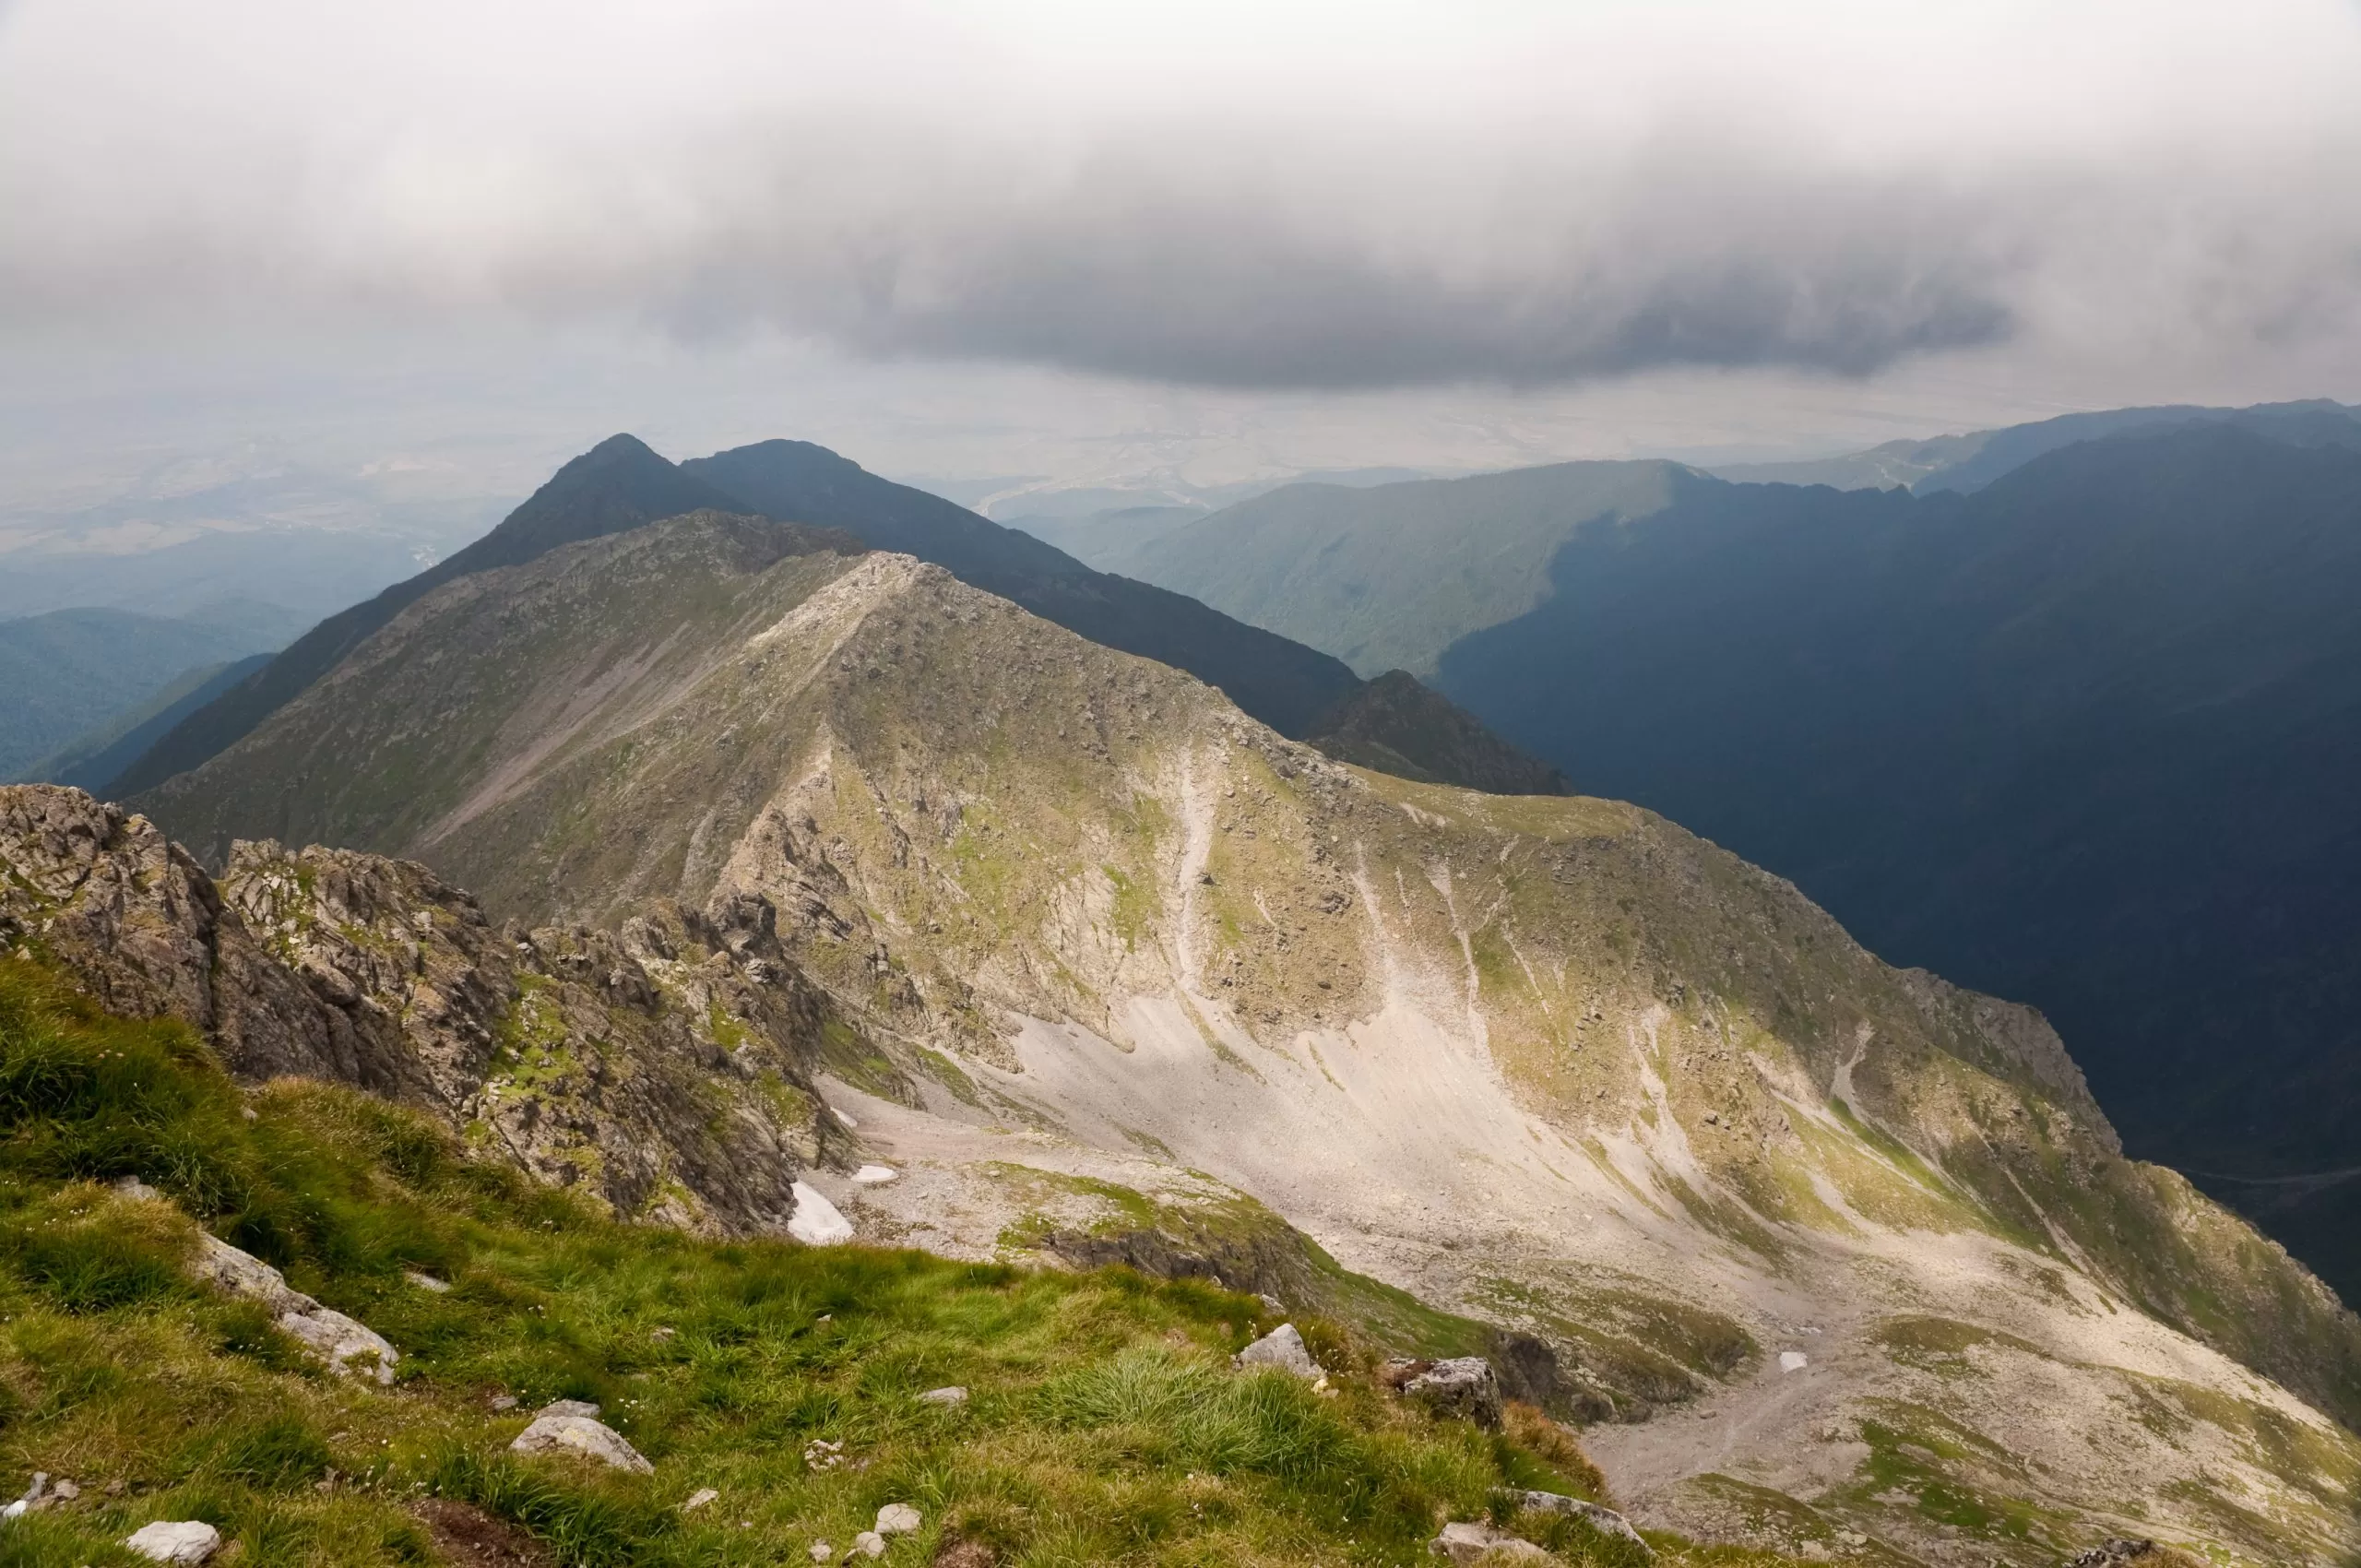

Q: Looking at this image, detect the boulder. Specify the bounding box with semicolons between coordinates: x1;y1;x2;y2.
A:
509;1402;654;1473
1430;1521;1549;1564
123;1520;223;1563
1521;1491;1650;1555
1233;1323;1321;1378
193;1233;397;1384
1400;1357;1502;1429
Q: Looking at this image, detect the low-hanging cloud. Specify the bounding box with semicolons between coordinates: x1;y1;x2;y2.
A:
1;1;2357;392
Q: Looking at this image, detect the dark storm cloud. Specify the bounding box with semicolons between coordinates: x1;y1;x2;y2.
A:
621;137;2025;389
2;2;2358;395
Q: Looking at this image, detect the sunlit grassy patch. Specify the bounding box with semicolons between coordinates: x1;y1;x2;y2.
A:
0;955;1823;1566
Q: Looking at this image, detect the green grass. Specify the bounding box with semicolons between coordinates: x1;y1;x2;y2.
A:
0;954;1829;1566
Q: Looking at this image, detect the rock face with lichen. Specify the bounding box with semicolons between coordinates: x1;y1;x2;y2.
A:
0;785;845;1234
102;509;2361;1566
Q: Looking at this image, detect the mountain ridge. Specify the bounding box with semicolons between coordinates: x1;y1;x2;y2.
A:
127;504;2361;1564
115;434;1562;804
110;434;742;797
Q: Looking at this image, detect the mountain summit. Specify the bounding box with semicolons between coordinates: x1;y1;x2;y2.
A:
110;434;742;796
115;434;1561;802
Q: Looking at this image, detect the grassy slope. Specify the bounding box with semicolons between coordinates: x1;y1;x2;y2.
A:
0;956;1829;1568
1121;462;1686;678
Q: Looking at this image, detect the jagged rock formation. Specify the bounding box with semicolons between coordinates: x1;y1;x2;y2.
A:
0;785;846;1234
119;510;2361;1565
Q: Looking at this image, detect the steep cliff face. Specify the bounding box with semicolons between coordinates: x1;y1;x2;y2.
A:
0;786;846;1234
127;513;2361;1565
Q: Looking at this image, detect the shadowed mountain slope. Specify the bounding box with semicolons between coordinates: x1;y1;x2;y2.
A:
1435;424;2361;1291
0;606;287;779
18;650;272;795
1305;669;1569;795
110;434;745;797
133;505;2361;1565
1112;418;2361;1300
686;438;1366;739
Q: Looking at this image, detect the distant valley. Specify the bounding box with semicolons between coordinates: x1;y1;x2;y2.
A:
0;600;301;785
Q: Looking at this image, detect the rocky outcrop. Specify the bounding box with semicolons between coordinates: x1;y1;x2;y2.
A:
0;786;850;1235
1388;1357;1505;1430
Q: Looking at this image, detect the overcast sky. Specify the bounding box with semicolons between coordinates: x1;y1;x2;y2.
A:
4;0;2360;506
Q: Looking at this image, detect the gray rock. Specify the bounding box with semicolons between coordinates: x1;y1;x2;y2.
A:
1520;1491;1650;1555
875;1503;921;1535
123;1520;223;1563
917;1385;968;1407
1430;1520;1549;1563
0;786;848;1241
1233;1322;1321;1378
848;1529;886;1559
509;1406;653;1473
2067;1543;2155;1567
193;1233;397;1384
1402;1357;1503;1429
1;1472;45;1520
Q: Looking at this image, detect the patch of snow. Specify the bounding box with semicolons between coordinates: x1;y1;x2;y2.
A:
789;1182;855;1245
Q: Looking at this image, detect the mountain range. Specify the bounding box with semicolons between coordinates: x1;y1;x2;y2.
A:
1709;397;2361;493
112;435;1561;803
1106;405;2361;1301
113;493;2361;1564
